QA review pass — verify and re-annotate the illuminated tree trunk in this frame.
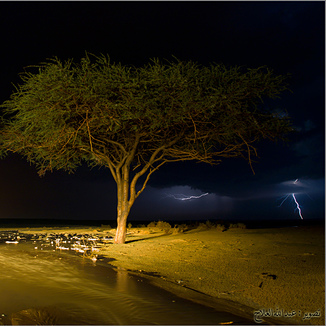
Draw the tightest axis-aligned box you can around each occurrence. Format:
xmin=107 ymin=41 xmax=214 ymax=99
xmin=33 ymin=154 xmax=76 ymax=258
xmin=114 ymin=166 xmax=132 ymax=244
xmin=114 ymin=211 xmax=128 ymax=244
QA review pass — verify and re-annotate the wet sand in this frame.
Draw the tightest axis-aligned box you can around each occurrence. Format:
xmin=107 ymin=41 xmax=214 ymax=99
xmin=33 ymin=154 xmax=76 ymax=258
xmin=8 ymin=224 xmax=325 ymax=325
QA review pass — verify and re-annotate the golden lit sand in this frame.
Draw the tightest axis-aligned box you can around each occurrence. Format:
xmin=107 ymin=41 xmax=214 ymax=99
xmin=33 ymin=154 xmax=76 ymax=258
xmin=11 ymin=224 xmax=325 ymax=325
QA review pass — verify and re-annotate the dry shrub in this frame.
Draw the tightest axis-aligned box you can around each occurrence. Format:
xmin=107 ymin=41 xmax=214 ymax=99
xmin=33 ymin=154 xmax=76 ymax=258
xmin=172 ymin=224 xmax=189 ymax=234
xmin=196 ymin=223 xmax=206 ymax=230
xmin=156 ymin=221 xmax=172 ymax=233
xmin=197 ymin=223 xmax=208 ymax=230
xmin=98 ymin=224 xmax=111 ymax=231
xmin=237 ymin=223 xmax=247 ymax=229
xmin=147 ymin=221 xmax=157 ymax=228
xmin=197 ymin=220 xmax=215 ymax=230
xmin=216 ymin=224 xmax=227 ymax=232
xmin=147 ymin=221 xmax=172 ymax=233
xmin=205 ymin=220 xmax=214 ymax=228
xmin=229 ymin=222 xmax=247 ymax=229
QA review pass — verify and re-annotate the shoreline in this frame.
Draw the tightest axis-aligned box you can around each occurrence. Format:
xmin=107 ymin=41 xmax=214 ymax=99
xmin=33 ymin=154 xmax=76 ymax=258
xmin=103 ymin=225 xmax=324 ymax=325
xmin=2 ymin=224 xmax=324 ymax=325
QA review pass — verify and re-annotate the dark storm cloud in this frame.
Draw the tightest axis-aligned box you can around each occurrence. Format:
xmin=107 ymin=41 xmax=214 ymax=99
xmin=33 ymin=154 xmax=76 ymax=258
xmin=237 ymin=178 xmax=325 ymax=200
xmin=130 ymin=185 xmax=234 ymax=221
xmin=293 ymin=134 xmax=324 ymax=157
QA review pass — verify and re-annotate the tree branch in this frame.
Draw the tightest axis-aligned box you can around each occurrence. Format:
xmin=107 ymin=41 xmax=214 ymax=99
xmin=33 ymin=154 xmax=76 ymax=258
xmin=135 ymin=160 xmax=166 ymax=199
xmin=236 ymin=132 xmax=258 ymax=174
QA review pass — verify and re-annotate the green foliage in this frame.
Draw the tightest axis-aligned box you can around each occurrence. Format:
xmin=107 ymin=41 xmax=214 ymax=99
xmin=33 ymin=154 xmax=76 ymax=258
xmin=0 ymin=53 xmax=292 ymax=177
xmin=0 ymin=53 xmax=293 ymax=244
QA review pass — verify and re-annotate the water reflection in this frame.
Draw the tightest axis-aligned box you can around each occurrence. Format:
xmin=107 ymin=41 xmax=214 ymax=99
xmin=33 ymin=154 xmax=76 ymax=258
xmin=0 ymin=237 xmax=251 ymax=325
xmin=116 ymin=267 xmax=129 ymax=293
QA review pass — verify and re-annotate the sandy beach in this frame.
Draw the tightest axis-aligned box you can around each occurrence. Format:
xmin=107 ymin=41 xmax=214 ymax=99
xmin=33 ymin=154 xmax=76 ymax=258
xmin=7 ymin=223 xmax=325 ymax=325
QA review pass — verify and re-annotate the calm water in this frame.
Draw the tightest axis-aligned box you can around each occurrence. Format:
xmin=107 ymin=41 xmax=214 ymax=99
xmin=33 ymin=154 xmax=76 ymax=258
xmin=0 ymin=242 xmax=251 ymax=325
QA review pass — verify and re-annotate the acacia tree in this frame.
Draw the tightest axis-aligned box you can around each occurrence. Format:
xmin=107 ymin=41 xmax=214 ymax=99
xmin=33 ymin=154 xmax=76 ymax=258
xmin=0 ymin=54 xmax=291 ymax=243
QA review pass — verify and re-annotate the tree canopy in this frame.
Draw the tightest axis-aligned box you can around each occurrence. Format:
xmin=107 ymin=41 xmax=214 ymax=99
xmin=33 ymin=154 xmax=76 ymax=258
xmin=0 ymin=53 xmax=292 ymax=243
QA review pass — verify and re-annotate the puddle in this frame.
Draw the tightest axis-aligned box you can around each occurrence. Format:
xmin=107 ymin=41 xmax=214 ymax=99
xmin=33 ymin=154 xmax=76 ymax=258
xmin=0 ymin=231 xmax=252 ymax=325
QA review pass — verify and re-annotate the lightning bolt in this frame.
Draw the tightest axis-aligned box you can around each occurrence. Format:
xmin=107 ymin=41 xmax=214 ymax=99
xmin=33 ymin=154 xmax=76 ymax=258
xmin=278 ymin=179 xmax=304 ymax=219
xmin=163 ymin=193 xmax=209 ymax=201
xmin=292 ymin=194 xmax=303 ymax=220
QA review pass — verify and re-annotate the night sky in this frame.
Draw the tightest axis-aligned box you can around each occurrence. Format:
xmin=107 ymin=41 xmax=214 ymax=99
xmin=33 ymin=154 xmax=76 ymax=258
xmin=0 ymin=1 xmax=324 ymax=223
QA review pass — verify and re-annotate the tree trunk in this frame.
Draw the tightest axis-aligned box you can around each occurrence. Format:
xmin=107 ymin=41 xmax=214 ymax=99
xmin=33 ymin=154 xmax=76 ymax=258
xmin=114 ymin=166 xmax=131 ymax=244
xmin=114 ymin=212 xmax=128 ymax=244
xmin=114 ymin=189 xmax=129 ymax=244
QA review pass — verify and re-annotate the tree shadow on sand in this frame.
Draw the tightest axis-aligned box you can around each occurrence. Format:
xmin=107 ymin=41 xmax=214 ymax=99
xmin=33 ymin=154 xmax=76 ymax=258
xmin=125 ymin=233 xmax=171 ymax=244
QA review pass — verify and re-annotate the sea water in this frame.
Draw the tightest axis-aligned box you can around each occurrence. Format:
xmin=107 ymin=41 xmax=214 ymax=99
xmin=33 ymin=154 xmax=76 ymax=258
xmin=0 ymin=241 xmax=251 ymax=325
